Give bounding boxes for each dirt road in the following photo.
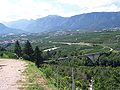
[0,59,27,90]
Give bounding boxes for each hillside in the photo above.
[0,23,25,35]
[4,19,33,31]
[0,30,120,90]
[5,12,120,33]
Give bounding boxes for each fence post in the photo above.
[56,66,59,89]
[72,67,75,90]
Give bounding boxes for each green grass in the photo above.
[0,51,16,59]
[24,61,57,90]
[24,61,44,90]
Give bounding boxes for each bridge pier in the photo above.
[87,54,101,61]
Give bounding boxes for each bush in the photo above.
[42,65,53,78]
[0,51,17,58]
[22,54,30,60]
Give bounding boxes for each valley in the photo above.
[0,0,120,90]
[0,30,120,90]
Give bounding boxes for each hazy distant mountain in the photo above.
[5,12,120,32]
[4,19,33,31]
[0,23,25,35]
[25,15,67,32]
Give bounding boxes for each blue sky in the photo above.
[1,0,120,22]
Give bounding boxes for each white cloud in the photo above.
[0,0,120,22]
[57,0,120,13]
[0,0,63,22]
[58,0,118,7]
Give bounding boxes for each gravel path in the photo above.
[0,59,27,90]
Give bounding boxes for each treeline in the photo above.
[0,46,5,57]
[80,52,120,67]
[39,49,120,89]
[54,52,120,67]
[14,40,44,67]
[39,52,120,90]
[0,46,6,51]
[41,64,120,90]
[0,45,14,58]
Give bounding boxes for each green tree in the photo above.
[14,40,22,58]
[23,40,34,61]
[33,46,43,67]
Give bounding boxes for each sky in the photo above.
[1,0,120,22]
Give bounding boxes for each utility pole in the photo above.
[89,77,94,90]
[56,66,59,89]
[72,67,75,90]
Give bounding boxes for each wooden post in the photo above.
[56,66,59,89]
[72,67,75,90]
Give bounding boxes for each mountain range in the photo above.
[3,12,120,33]
[0,23,25,35]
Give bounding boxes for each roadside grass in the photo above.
[24,61,44,90]
[38,68,58,90]
[24,61,57,90]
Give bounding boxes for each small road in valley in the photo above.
[52,42,92,46]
